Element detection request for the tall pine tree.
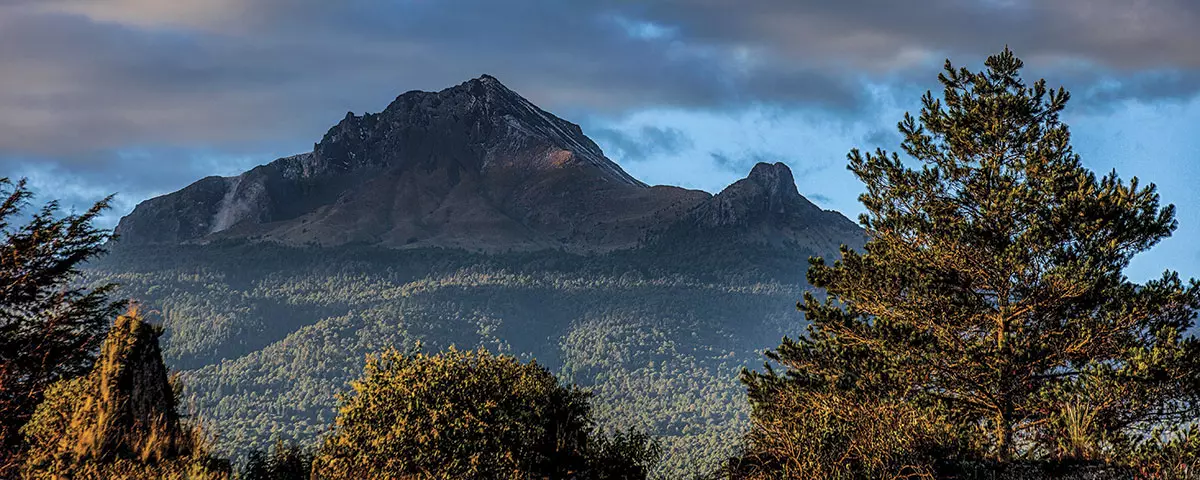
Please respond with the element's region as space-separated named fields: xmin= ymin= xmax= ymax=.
xmin=740 ymin=49 xmax=1200 ymax=476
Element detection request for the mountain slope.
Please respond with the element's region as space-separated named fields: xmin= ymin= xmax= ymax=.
xmin=115 ymin=75 xmax=709 ymax=252
xmin=97 ymin=76 xmax=866 ymax=478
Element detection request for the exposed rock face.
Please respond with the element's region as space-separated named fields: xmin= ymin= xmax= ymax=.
xmin=114 ymin=76 xmax=857 ymax=253
xmin=681 ymin=162 xmax=864 ymax=252
xmin=692 ymin=162 xmax=817 ymax=227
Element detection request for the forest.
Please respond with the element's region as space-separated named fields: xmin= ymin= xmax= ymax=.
xmin=2 ymin=50 xmax=1199 ymax=479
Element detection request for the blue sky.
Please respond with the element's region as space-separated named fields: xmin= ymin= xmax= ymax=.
xmin=0 ymin=0 xmax=1197 ymax=281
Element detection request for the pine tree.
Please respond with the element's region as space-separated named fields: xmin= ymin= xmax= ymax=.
xmin=240 ymin=441 xmax=314 ymax=480
xmin=740 ymin=48 xmax=1200 ymax=476
xmin=0 ymin=178 xmax=123 ymax=471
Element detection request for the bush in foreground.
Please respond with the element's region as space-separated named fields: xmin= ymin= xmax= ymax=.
xmin=19 ymin=307 xmax=229 ymax=479
xmin=314 ymin=347 xmax=660 ymax=479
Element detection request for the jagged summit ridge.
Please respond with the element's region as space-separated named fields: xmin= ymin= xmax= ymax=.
xmin=691 ymin=161 xmax=820 ymax=227
xmin=114 ymin=76 xmax=857 ymax=253
xmin=299 ymin=74 xmax=644 ymax=187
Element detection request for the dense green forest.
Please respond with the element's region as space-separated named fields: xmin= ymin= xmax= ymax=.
xmin=82 ymin=237 xmax=829 ymax=477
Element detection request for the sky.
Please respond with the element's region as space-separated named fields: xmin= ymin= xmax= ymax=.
xmin=1 ymin=0 xmax=1198 ymax=281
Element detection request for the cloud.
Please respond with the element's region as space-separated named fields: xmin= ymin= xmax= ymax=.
xmin=806 ymin=193 xmax=833 ymax=205
xmin=2 ymin=0 xmax=1199 ymax=219
xmin=710 ymin=151 xmax=832 ymax=178
xmin=0 ymin=1 xmax=868 ymax=158
xmin=591 ymin=126 xmax=694 ymax=163
xmin=862 ymin=127 xmax=902 ymax=151
xmin=635 ymin=0 xmax=1200 ymax=71
xmin=3 ymin=0 xmax=1197 ymax=159
xmin=4 ymin=147 xmax=272 ymax=225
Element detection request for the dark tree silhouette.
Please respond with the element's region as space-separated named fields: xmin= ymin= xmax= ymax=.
xmin=0 ymin=178 xmax=123 ymax=471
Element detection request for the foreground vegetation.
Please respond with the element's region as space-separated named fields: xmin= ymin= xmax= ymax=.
xmin=20 ymin=307 xmax=230 ymax=479
xmin=1 ymin=49 xmax=1198 ymax=478
xmin=729 ymin=49 xmax=1200 ymax=478
xmin=316 ymin=347 xmax=660 ymax=478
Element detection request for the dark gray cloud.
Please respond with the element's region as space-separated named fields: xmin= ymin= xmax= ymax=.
xmin=1 ymin=0 xmax=1199 ymax=213
xmin=636 ymin=0 xmax=1200 ymax=71
xmin=0 ymin=0 xmax=866 ymax=158
xmin=806 ymin=193 xmax=833 ymax=205
xmin=7 ymin=0 xmax=1198 ymax=157
xmin=590 ymin=126 xmax=694 ymax=163
xmin=710 ymin=151 xmax=831 ymax=178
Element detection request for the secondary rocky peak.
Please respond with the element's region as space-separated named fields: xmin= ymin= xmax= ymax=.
xmin=746 ymin=162 xmax=802 ymax=205
xmin=688 ymin=161 xmax=824 ymax=228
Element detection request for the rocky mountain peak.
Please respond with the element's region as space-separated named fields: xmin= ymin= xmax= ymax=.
xmin=114 ymin=75 xmax=680 ymax=249
xmin=300 ymin=74 xmax=644 ymax=187
xmin=463 ymin=73 xmax=516 ymax=97
xmin=689 ymin=162 xmax=817 ymax=228
xmin=746 ymin=162 xmax=803 ymax=208
xmin=112 ymin=76 xmax=860 ymax=253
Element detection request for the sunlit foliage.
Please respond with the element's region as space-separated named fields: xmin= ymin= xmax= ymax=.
xmin=313 ymin=347 xmax=660 ymax=479
xmin=738 ymin=48 xmax=1200 ymax=478
xmin=20 ymin=307 xmax=229 ymax=479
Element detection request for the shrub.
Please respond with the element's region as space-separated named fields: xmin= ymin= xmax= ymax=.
xmin=19 ymin=307 xmax=229 ymax=479
xmin=313 ymin=347 xmax=658 ymax=479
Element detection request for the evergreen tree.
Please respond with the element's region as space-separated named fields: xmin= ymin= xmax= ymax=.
xmin=241 ymin=441 xmax=314 ymax=480
xmin=739 ymin=48 xmax=1200 ymax=477
xmin=0 ymin=178 xmax=123 ymax=471
xmin=19 ymin=307 xmax=229 ymax=479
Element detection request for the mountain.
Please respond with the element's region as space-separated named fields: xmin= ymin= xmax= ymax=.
xmin=96 ymin=76 xmax=864 ymax=477
xmin=116 ymin=75 xmax=706 ymax=252
xmin=680 ymin=161 xmax=858 ymax=247
xmin=113 ymin=75 xmax=857 ymax=254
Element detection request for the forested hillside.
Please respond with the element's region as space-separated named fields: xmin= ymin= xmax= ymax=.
xmin=75 ymin=74 xmax=868 ymax=478
xmin=85 ymin=235 xmax=844 ymax=476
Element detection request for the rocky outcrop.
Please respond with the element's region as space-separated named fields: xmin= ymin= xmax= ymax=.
xmin=675 ymin=162 xmax=864 ymax=253
xmin=691 ymin=162 xmax=819 ymax=227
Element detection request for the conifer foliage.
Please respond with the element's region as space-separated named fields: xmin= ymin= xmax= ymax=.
xmin=314 ymin=347 xmax=661 ymax=479
xmin=241 ymin=441 xmax=314 ymax=480
xmin=19 ymin=307 xmax=229 ymax=479
xmin=737 ymin=49 xmax=1200 ymax=477
xmin=0 ymin=178 xmax=124 ymax=471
